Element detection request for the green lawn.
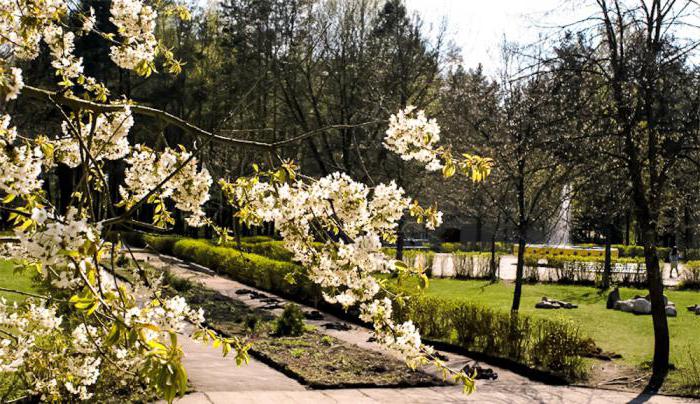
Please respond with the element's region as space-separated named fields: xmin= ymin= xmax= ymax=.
xmin=0 ymin=259 xmax=39 ymax=303
xmin=393 ymin=277 xmax=700 ymax=371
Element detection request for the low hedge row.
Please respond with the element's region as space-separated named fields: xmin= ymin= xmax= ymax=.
xmin=144 ymin=235 xmax=322 ymax=303
xmin=680 ymin=261 xmax=700 ymax=290
xmin=390 ymin=292 xmax=587 ymax=381
xmin=221 ymin=240 xmax=294 ymax=262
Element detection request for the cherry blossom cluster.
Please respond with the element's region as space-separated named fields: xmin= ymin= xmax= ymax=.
xmin=121 ymin=145 xmax=212 ymax=227
xmin=0 ymin=0 xmax=68 ymax=60
xmin=0 ymin=115 xmax=44 ymax=197
xmin=223 ymin=171 xmax=440 ymax=365
xmin=384 ymin=106 xmax=444 ymax=171
xmin=109 ymin=0 xmax=158 ymax=71
xmin=385 ymin=106 xmax=494 ymax=182
xmin=43 ymin=23 xmax=84 ymax=80
xmin=0 ymin=300 xmax=104 ymax=400
xmin=1 ymin=66 xmax=24 ymax=101
xmin=56 ymin=107 xmax=134 ymax=168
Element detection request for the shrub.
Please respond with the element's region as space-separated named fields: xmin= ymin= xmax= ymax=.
xmin=523 ymin=254 xmax=649 ymax=286
xmin=453 ymin=252 xmax=499 ymax=279
xmin=679 ymin=346 xmax=700 ymax=395
xmin=680 ymin=261 xmax=700 ymax=290
xmin=240 ymin=235 xmax=275 ymax=243
xmin=684 ymin=248 xmax=700 ymax=261
xmin=390 ymin=291 xmax=587 ymax=381
xmin=613 ymin=244 xmax=671 ymax=262
xmin=105 ymin=231 xmax=148 ymax=248
xmin=143 ymin=234 xmax=182 ymax=255
xmin=275 ymin=304 xmax=305 ymax=336
xmin=149 ymin=237 xmax=322 ymax=304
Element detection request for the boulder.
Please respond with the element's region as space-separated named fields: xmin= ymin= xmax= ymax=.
xmin=607 ymin=288 xmax=620 ymax=309
xmin=631 ymin=298 xmax=652 ymax=314
xmin=535 ymin=300 xmax=558 ymax=309
xmin=535 ymin=296 xmax=576 ymax=310
xmin=615 ymin=300 xmax=635 ymax=313
xmin=645 ymin=294 xmax=669 ymax=306
xmin=666 ymin=306 xmax=677 ymax=317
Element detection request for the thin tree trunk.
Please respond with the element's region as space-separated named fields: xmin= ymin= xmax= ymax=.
xmin=490 ymin=234 xmax=497 ymax=281
xmin=395 ymin=215 xmax=405 ymax=261
xmin=603 ymin=226 xmax=612 ymax=290
xmin=511 ymin=235 xmax=526 ymax=312
xmin=642 ymin=229 xmax=670 ymax=389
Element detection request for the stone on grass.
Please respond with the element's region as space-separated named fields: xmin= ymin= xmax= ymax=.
xmin=666 ymin=306 xmax=677 ymax=317
xmin=645 ymin=294 xmax=668 ymax=306
xmin=606 ymin=287 xmax=620 ymax=309
xmin=631 ymin=298 xmax=652 ymax=314
xmin=614 ymin=300 xmax=635 ymax=313
xmin=535 ymin=296 xmax=577 ymax=310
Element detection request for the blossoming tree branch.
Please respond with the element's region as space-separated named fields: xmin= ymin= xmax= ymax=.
xmin=0 ymin=0 xmax=492 ymax=401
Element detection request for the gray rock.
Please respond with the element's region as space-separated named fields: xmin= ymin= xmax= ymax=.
xmin=615 ymin=300 xmax=635 ymax=312
xmin=666 ymin=306 xmax=677 ymax=317
xmin=607 ymin=288 xmax=620 ymax=309
xmin=645 ymin=294 xmax=669 ymax=306
xmin=536 ymin=297 xmax=576 ymax=310
xmin=535 ymin=301 xmax=557 ymax=309
xmin=631 ymin=298 xmax=652 ymax=314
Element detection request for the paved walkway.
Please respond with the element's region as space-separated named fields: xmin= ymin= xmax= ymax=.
xmin=135 ymin=251 xmax=695 ymax=404
xmin=498 ymin=255 xmax=682 ymax=287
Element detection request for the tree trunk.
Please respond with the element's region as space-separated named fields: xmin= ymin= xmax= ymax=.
xmin=642 ymin=230 xmax=670 ymax=389
xmin=511 ymin=236 xmax=526 ymax=312
xmin=476 ymin=216 xmax=483 ymax=251
xmin=490 ymin=234 xmax=498 ymax=281
xmin=395 ymin=215 xmax=405 ymax=261
xmin=602 ymin=226 xmax=612 ymax=290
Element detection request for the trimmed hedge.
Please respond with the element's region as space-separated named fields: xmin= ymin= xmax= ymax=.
xmin=222 ymin=240 xmax=294 ymax=262
xmin=523 ymin=254 xmax=651 ymax=285
xmin=680 ymin=260 xmax=700 ymax=290
xmin=390 ymin=293 xmax=587 ymax=381
xmin=613 ymin=244 xmax=671 ymax=262
xmin=145 ymin=236 xmax=321 ymax=304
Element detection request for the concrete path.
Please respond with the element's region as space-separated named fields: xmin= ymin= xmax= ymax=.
xmin=135 ymin=250 xmax=695 ymax=404
xmin=497 ymin=255 xmax=682 ymax=287
xmin=179 ymin=324 xmax=304 ymax=392
xmin=173 ymin=385 xmax=691 ymax=403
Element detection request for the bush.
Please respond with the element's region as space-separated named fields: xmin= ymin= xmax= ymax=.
xmin=613 ymin=244 xmax=671 ymax=262
xmin=274 ymin=304 xmax=305 ymax=336
xmin=680 ymin=261 xmax=700 ymax=290
xmin=105 ymin=231 xmax=148 ymax=248
xmin=219 ymin=240 xmax=294 ymax=261
xmin=143 ymin=234 xmax=182 ymax=255
xmin=523 ymin=254 xmax=650 ymax=286
xmin=453 ymin=252 xmax=500 ymax=279
xmin=390 ymin=291 xmax=587 ymax=381
xmin=436 ymin=242 xmax=513 ymax=253
xmin=684 ymin=248 xmax=700 ymax=261
xmin=149 ymin=237 xmax=322 ymax=304
xmin=240 ymin=235 xmax=275 ymax=244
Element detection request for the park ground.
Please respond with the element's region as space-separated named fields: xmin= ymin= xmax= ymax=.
xmin=1 ymin=253 xmax=698 ymax=402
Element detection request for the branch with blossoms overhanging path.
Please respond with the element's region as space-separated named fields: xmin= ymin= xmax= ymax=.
xmin=0 ymin=0 xmax=492 ymax=401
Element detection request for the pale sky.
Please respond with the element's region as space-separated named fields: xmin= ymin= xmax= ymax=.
xmin=403 ymin=0 xmax=595 ymax=76
xmin=404 ymin=0 xmax=700 ymax=77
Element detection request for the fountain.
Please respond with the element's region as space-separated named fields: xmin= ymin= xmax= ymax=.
xmin=515 ymin=184 xmax=617 ymax=258
xmin=547 ymin=184 xmax=572 ymax=245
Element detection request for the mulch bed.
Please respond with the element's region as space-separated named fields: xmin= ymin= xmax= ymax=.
xmin=166 ymin=276 xmax=442 ymax=389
